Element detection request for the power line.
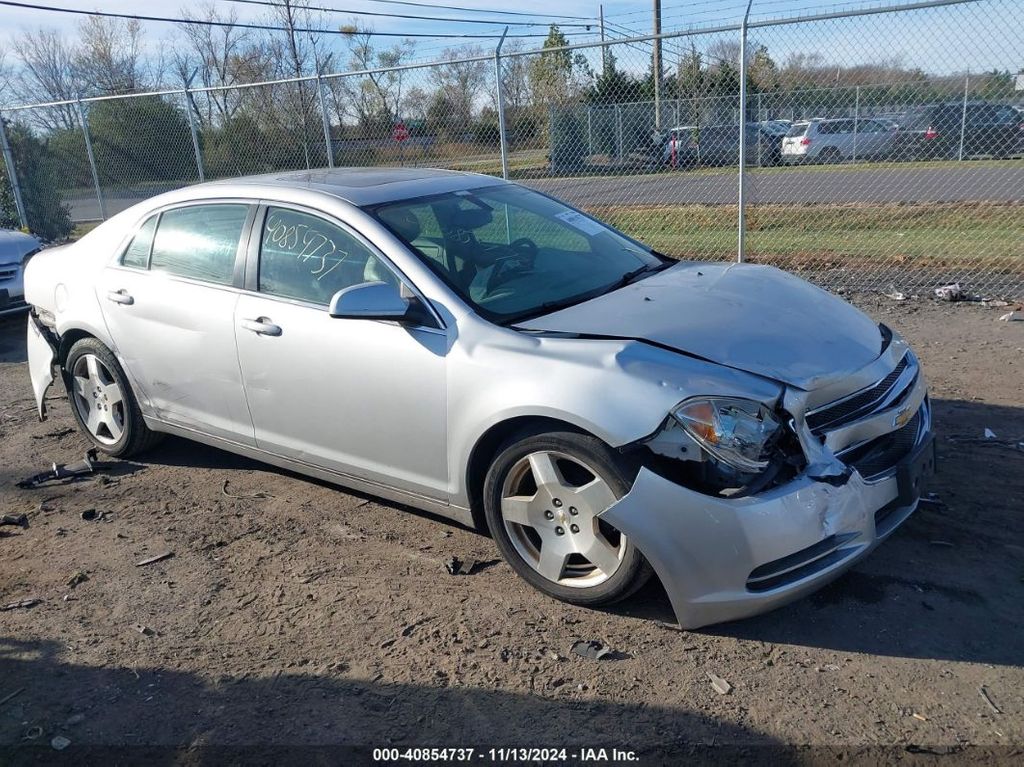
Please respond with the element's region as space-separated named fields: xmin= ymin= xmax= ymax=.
xmin=0 ymin=0 xmax=586 ymax=39
xmin=300 ymin=0 xmax=595 ymax=21
xmin=220 ymin=0 xmax=595 ymax=27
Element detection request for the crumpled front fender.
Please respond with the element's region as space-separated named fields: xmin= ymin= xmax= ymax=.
xmin=27 ymin=313 xmax=57 ymax=421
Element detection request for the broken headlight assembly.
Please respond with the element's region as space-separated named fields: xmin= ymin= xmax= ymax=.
xmin=672 ymin=397 xmax=781 ymax=473
xmin=635 ymin=396 xmax=803 ymax=497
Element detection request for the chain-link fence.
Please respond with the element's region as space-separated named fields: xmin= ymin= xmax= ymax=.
xmin=1 ymin=0 xmax=1021 ymax=296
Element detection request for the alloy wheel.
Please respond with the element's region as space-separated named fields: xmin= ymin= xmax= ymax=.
xmin=71 ymin=353 xmax=126 ymax=446
xmin=500 ymin=450 xmax=626 ymax=588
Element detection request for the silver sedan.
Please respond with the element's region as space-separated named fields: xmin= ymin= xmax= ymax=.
xmin=24 ymin=168 xmax=934 ymax=628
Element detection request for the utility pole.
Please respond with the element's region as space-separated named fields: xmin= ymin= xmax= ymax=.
xmin=599 ymin=4 xmax=606 ymax=78
xmin=653 ymin=0 xmax=663 ymax=131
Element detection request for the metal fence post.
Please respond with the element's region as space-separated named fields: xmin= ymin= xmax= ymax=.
xmin=757 ymin=92 xmax=762 ymax=167
xmin=586 ymin=105 xmax=593 ymax=156
xmin=958 ymin=72 xmax=969 ymax=162
xmin=852 ymin=85 xmax=860 ymax=163
xmin=0 ymin=114 xmax=29 ymax=230
xmin=737 ymin=0 xmax=754 ymax=263
xmin=494 ymin=27 xmax=510 ymax=180
xmin=183 ymin=88 xmax=205 ymax=182
xmin=615 ymin=103 xmax=623 ymax=159
xmin=317 ymin=76 xmax=334 ymax=169
xmin=77 ymin=99 xmax=106 ymax=221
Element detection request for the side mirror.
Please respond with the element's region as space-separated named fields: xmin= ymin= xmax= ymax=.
xmin=329 ymin=281 xmax=412 ymax=321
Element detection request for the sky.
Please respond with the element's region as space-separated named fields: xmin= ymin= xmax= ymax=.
xmin=0 ymin=0 xmax=1019 ymax=86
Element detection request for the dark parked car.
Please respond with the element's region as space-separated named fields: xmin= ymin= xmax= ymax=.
xmin=894 ymin=102 xmax=1023 ymax=159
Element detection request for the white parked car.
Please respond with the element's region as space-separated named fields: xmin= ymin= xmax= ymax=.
xmin=782 ymin=118 xmax=898 ymax=164
xmin=0 ymin=229 xmax=42 ymax=316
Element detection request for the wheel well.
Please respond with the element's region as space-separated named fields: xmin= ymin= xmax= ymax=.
xmin=57 ymin=329 xmax=95 ymax=367
xmin=465 ymin=416 xmax=589 ymax=533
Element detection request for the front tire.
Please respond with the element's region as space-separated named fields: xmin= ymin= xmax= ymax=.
xmin=63 ymin=337 xmax=162 ymax=458
xmin=483 ymin=429 xmax=652 ymax=607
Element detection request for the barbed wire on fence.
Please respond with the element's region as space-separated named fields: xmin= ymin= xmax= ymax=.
xmin=1 ymin=0 xmax=1021 ymax=296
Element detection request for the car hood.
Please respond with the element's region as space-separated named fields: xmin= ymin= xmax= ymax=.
xmin=516 ymin=262 xmax=884 ymax=390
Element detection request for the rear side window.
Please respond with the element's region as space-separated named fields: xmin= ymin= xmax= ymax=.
xmin=150 ymin=204 xmax=249 ymax=285
xmin=121 ymin=215 xmax=157 ymax=269
xmin=819 ymin=120 xmax=854 ymax=135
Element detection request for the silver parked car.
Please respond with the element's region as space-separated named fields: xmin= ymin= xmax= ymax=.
xmin=0 ymin=229 xmax=42 ymax=315
xmin=24 ymin=169 xmax=934 ymax=628
xmin=782 ymin=117 xmax=898 ymax=163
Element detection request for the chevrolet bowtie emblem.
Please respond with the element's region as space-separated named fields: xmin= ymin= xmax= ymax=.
xmin=892 ymin=405 xmax=912 ymax=428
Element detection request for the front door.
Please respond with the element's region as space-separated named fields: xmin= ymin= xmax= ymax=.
xmin=97 ymin=202 xmax=256 ymax=445
xmin=233 ymin=205 xmax=449 ymax=500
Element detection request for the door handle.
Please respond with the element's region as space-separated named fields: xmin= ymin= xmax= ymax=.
xmin=106 ymin=289 xmax=134 ymax=305
xmin=240 ymin=317 xmax=282 ymax=337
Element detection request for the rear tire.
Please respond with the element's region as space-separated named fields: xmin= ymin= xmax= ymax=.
xmin=63 ymin=337 xmax=162 ymax=458
xmin=482 ymin=428 xmax=652 ymax=608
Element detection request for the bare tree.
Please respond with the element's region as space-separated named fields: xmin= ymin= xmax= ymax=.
xmin=75 ymin=16 xmax=147 ymax=96
xmin=332 ymin=25 xmax=414 ymax=135
xmin=429 ymin=46 xmax=488 ymax=132
xmin=493 ymin=40 xmax=532 ymax=117
xmin=174 ymin=4 xmax=259 ymax=126
xmin=0 ymin=49 xmax=11 ymax=107
xmin=14 ymin=29 xmax=79 ymax=131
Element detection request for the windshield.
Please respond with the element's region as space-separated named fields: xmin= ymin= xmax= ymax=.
xmin=368 ymin=184 xmax=665 ymax=324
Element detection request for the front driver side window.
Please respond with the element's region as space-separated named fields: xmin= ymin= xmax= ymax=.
xmin=258 ymin=207 xmax=397 ymax=305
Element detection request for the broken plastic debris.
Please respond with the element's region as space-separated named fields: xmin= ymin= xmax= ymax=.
xmin=221 ymin=479 xmax=271 ymax=499
xmin=0 ymin=513 xmax=28 ymax=528
xmin=572 ymin=640 xmax=611 ymax=660
xmin=51 ymin=735 xmax=71 ymax=751
xmin=135 ymin=551 xmax=174 ymax=567
xmin=979 ymin=686 xmax=1002 ymax=715
xmin=707 ymin=671 xmax=733 ymax=695
xmin=17 ymin=449 xmax=100 ymax=489
xmin=934 ymin=283 xmax=964 ymax=302
xmin=883 ymin=289 xmax=907 ymax=301
xmin=984 ymin=428 xmax=997 ymax=439
xmin=997 ymin=311 xmax=1023 ymax=322
xmin=1 ymin=598 xmax=42 ymax=611
xmin=442 ymin=556 xmax=499 ymax=575
xmin=67 ymin=571 xmax=89 ymax=588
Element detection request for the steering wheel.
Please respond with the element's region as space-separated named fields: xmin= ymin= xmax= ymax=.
xmin=487 ymin=237 xmax=539 ymax=292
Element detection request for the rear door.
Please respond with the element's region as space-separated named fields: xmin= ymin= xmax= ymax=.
xmin=97 ymin=202 xmax=257 ymax=444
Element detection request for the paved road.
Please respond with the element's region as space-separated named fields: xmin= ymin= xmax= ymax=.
xmin=526 ymin=163 xmax=1024 ymax=207
xmin=66 ymin=163 xmax=1024 ymax=222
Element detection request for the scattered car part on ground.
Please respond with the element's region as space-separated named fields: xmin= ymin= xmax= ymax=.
xmin=16 ymin=448 xmax=100 ymax=488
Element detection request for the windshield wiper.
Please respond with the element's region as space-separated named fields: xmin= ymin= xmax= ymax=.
xmin=602 ymin=262 xmax=667 ymax=293
xmin=503 ymin=262 xmax=669 ymax=327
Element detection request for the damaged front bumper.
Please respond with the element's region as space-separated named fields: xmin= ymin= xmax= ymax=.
xmin=601 ymin=401 xmax=935 ymax=630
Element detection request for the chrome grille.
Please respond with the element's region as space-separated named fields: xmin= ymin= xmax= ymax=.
xmin=806 ymin=356 xmax=911 ymax=435
xmin=838 ymin=406 xmax=924 ymax=480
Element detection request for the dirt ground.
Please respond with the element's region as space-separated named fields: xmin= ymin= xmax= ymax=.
xmin=0 ymin=294 xmax=1022 ymax=764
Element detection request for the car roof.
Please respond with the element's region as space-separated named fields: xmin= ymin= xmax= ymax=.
xmin=200 ymin=167 xmax=506 ymax=207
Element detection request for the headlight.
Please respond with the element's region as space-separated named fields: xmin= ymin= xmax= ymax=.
xmin=672 ymin=397 xmax=781 ymax=473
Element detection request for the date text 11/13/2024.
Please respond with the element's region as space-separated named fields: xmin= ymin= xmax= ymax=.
xmin=372 ymin=747 xmax=639 ymax=762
